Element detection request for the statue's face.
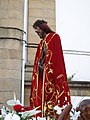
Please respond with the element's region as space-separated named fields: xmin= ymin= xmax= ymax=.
xmin=34 ymin=26 xmax=45 ymax=39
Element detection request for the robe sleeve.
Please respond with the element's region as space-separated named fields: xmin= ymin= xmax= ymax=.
xmin=51 ymin=34 xmax=67 ymax=80
xmin=51 ymin=34 xmax=71 ymax=106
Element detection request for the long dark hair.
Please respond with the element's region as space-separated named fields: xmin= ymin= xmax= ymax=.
xmin=33 ymin=20 xmax=53 ymax=34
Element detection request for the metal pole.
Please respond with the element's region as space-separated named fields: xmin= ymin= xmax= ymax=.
xmin=21 ymin=0 xmax=28 ymax=105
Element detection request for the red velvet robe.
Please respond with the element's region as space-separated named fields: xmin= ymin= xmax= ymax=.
xmin=30 ymin=32 xmax=71 ymax=117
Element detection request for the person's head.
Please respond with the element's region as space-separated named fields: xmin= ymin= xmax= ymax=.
xmin=76 ymin=99 xmax=90 ymax=120
xmin=33 ymin=20 xmax=53 ymax=39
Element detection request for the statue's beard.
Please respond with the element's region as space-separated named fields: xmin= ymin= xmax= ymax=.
xmin=36 ymin=31 xmax=44 ymax=38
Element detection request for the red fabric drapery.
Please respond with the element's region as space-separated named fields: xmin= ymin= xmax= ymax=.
xmin=30 ymin=32 xmax=71 ymax=117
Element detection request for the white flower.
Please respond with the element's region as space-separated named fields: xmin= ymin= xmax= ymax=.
xmin=4 ymin=113 xmax=20 ymax=120
xmin=37 ymin=117 xmax=46 ymax=120
xmin=23 ymin=109 xmax=41 ymax=119
xmin=70 ymin=110 xmax=80 ymax=120
xmin=54 ymin=105 xmax=68 ymax=115
xmin=1 ymin=106 xmax=8 ymax=117
xmin=54 ymin=105 xmax=60 ymax=110
xmin=7 ymin=99 xmax=21 ymax=106
xmin=0 ymin=115 xmax=2 ymax=118
xmin=54 ymin=105 xmax=62 ymax=115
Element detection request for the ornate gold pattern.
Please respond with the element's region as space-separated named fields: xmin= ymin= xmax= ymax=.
xmin=30 ymin=33 xmax=71 ymax=117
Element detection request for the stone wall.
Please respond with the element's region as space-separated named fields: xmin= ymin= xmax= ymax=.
xmin=0 ymin=0 xmax=24 ymax=107
xmin=27 ymin=0 xmax=56 ymax=64
xmin=0 ymin=0 xmax=24 ymax=28
xmin=69 ymin=81 xmax=90 ymax=96
xmin=0 ymin=27 xmax=24 ymax=107
xmin=0 ymin=0 xmax=56 ymax=106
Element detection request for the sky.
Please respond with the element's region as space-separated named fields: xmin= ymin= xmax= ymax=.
xmin=56 ymin=0 xmax=90 ymax=81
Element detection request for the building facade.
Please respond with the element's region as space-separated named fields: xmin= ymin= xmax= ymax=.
xmin=0 ymin=0 xmax=56 ymax=107
xmin=0 ymin=0 xmax=90 ymax=107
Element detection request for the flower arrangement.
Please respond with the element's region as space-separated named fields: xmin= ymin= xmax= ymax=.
xmin=0 ymin=92 xmax=79 ymax=120
xmin=0 ymin=102 xmax=77 ymax=120
xmin=0 ymin=93 xmax=41 ymax=120
xmin=0 ymin=102 xmax=41 ymax=120
xmin=54 ymin=104 xmax=79 ymax=120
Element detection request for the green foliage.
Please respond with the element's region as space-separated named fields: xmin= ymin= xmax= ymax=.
xmin=67 ymin=73 xmax=75 ymax=81
xmin=0 ymin=117 xmax=4 ymax=120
